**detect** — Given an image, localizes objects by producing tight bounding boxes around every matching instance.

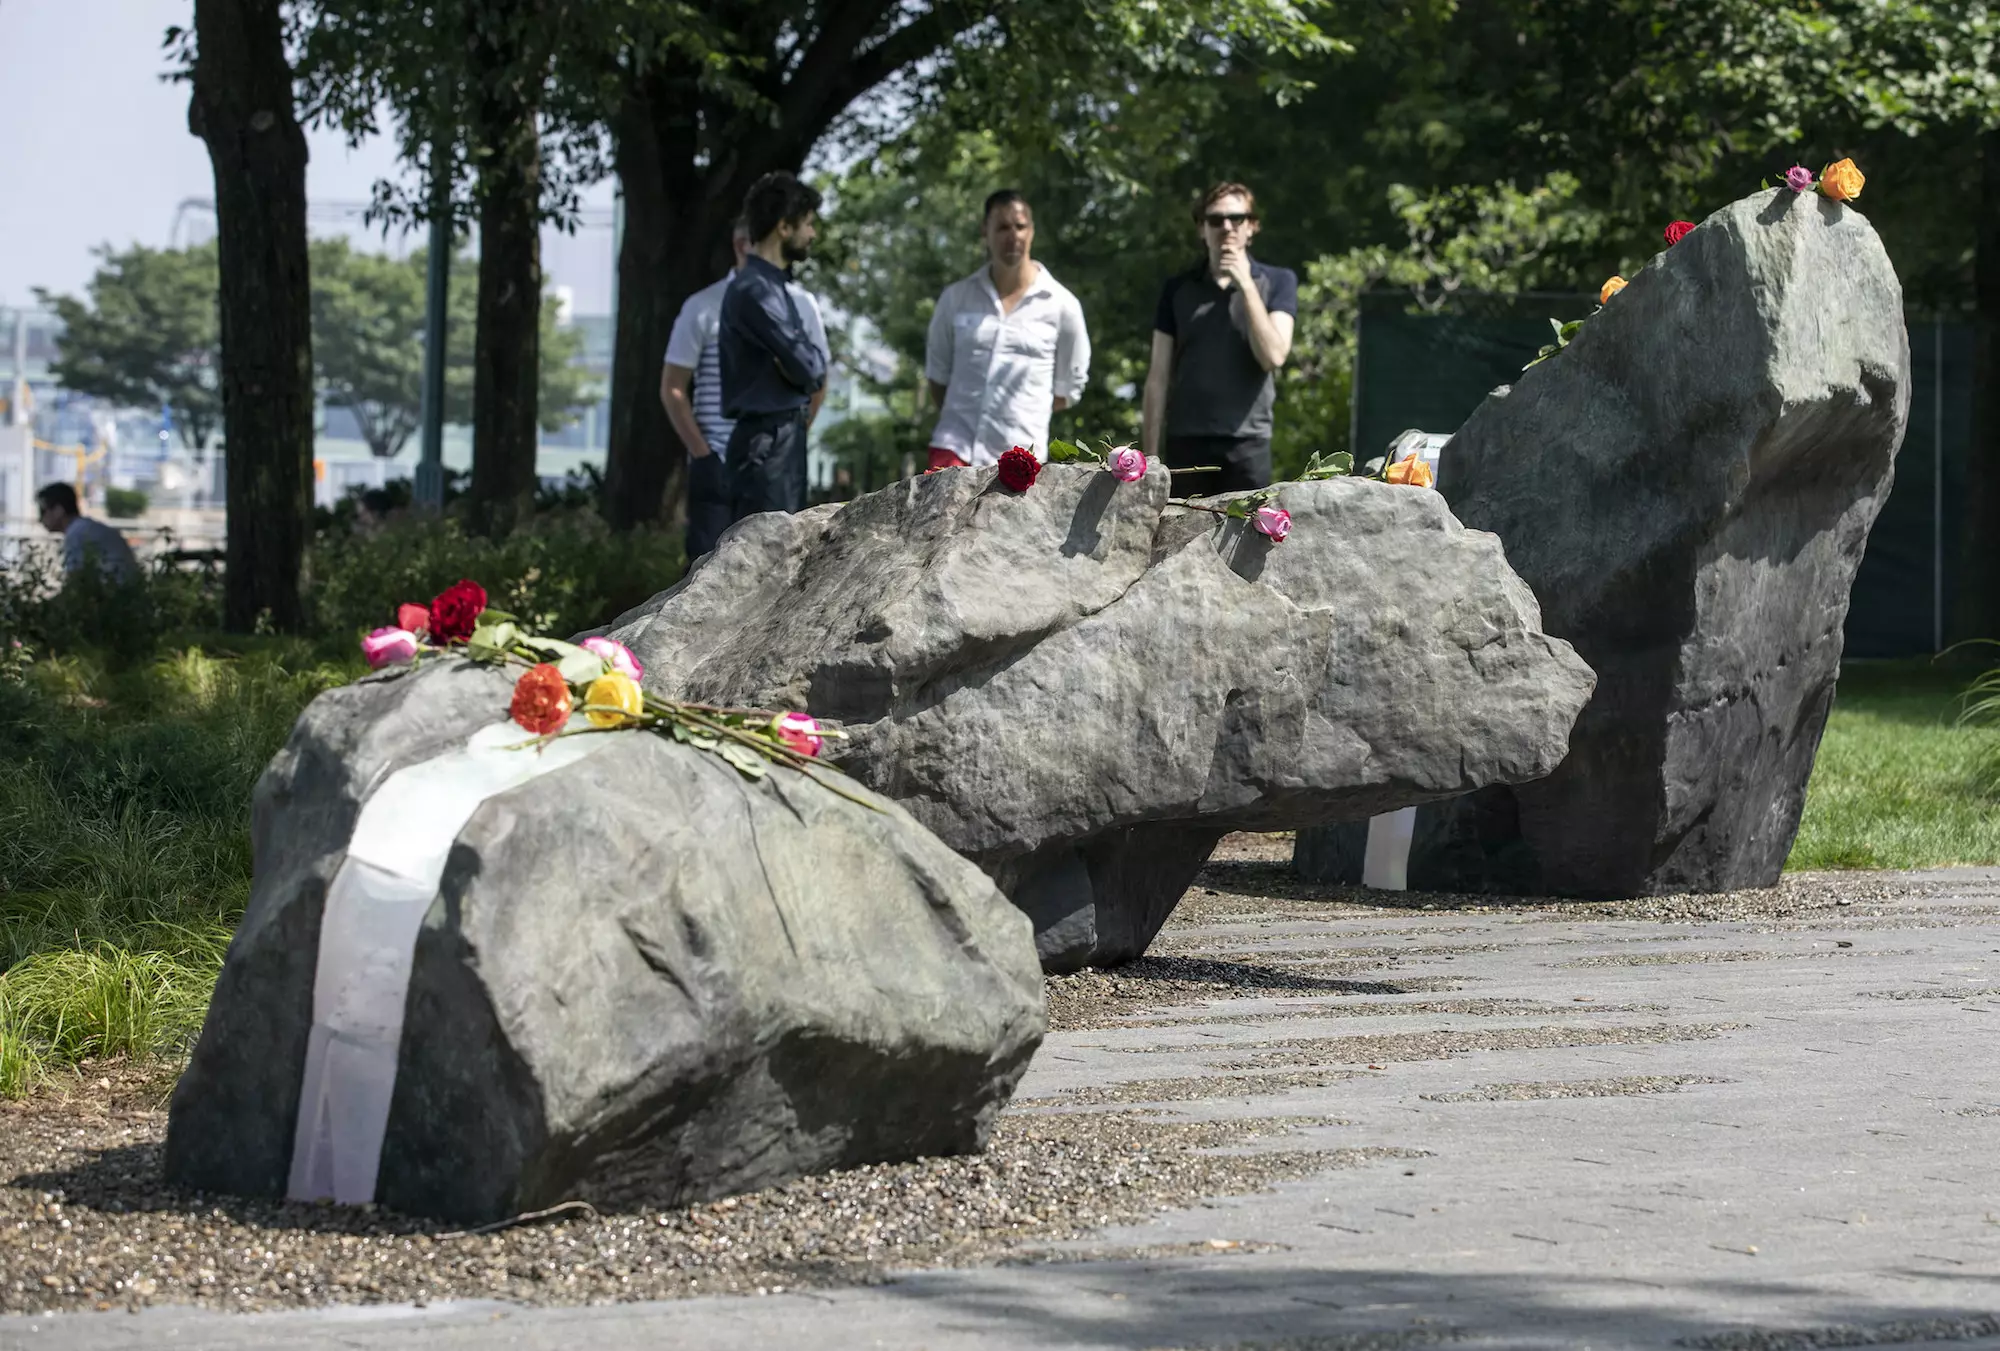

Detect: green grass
[0,644,355,1095]
[1786,659,2000,871]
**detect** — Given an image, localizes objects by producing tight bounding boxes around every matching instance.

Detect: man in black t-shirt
[1142,181,1298,493]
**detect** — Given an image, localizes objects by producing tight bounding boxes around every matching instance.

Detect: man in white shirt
[923,191,1090,470]
[662,220,829,558]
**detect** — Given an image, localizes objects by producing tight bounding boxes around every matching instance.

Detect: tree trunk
[602,91,677,530]
[189,0,313,633]
[602,75,789,530]
[1963,127,2000,642]
[466,20,545,527]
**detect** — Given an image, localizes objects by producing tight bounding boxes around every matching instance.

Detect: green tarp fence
[1351,290,1971,658]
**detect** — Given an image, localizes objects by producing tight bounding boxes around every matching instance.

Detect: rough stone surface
[603,462,1594,970]
[1299,189,1909,897]
[164,660,1045,1222]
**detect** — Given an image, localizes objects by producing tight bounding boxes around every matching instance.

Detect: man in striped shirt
[661,221,829,559]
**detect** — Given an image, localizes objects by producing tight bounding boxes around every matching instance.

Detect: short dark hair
[1194,181,1258,223]
[983,190,1031,222]
[741,173,823,243]
[36,482,78,517]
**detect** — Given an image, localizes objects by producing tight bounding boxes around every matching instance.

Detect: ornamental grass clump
[0,643,353,1096]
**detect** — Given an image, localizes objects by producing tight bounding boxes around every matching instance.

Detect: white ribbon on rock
[1362,805,1419,891]
[288,719,616,1205]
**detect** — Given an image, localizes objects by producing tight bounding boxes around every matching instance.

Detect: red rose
[1663,220,1695,246]
[428,579,488,643]
[996,446,1041,493]
[396,603,430,635]
[509,663,572,736]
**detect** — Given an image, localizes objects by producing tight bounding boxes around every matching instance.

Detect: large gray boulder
[603,462,1594,970]
[1298,189,1909,897]
[165,659,1045,1222]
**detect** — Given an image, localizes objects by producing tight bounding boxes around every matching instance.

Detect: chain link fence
[1352,291,1971,657]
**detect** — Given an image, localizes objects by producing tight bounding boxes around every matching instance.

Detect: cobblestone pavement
[7,844,2000,1349]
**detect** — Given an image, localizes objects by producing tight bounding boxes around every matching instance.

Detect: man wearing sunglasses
[1142,182,1297,493]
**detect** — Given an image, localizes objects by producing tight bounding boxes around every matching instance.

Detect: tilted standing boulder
[1298,189,1909,896]
[166,660,1045,1222]
[605,461,1594,969]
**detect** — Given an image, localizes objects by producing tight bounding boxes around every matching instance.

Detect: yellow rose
[583,671,645,729]
[1599,276,1628,305]
[1820,158,1865,202]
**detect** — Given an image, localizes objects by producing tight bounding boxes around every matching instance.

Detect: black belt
[729,406,807,425]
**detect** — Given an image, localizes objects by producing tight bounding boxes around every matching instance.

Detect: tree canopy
[36,244,223,455]
[42,238,592,463]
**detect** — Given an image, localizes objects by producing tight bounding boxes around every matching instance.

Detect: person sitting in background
[923,190,1090,470]
[37,482,138,583]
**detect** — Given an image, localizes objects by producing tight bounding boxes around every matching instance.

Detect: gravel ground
[2,832,1983,1321]
[1417,1075,1728,1103]
[0,1089,1391,1316]
[1045,959,1458,1033]
[1103,998,1663,1029]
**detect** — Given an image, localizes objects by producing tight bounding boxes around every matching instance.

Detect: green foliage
[102,487,149,520]
[0,645,355,1094]
[39,239,594,467]
[312,237,595,458]
[35,244,222,454]
[307,509,684,641]
[0,541,223,668]
[1277,174,1608,472]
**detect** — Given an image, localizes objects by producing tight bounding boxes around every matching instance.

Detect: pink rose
[1784,164,1815,194]
[361,627,419,669]
[1107,445,1147,482]
[1252,504,1291,543]
[582,635,643,680]
[771,711,823,758]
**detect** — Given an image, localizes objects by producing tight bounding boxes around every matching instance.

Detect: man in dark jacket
[719,172,827,522]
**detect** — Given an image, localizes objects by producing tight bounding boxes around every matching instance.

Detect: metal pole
[1347,305,1364,462]
[415,149,451,511]
[1933,316,1944,653]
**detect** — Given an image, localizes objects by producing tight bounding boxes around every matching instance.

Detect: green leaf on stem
[466,621,518,659]
[717,741,769,778]
[1046,439,1088,464]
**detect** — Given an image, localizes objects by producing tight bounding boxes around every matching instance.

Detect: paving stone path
[8,846,2000,1350]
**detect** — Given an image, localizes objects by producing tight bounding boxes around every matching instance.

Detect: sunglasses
[1204,212,1255,229]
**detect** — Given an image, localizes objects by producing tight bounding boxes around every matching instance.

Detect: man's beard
[782,236,812,263]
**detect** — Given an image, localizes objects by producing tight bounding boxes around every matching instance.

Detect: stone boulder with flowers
[166,600,1045,1223]
[597,449,1596,971]
[1299,182,1909,897]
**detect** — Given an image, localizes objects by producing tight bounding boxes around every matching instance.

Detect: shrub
[0,539,224,667]
[308,508,685,641]
[104,487,150,519]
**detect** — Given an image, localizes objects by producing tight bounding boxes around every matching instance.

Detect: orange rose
[509,663,572,736]
[1599,276,1628,305]
[1820,158,1865,202]
[1385,454,1435,488]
